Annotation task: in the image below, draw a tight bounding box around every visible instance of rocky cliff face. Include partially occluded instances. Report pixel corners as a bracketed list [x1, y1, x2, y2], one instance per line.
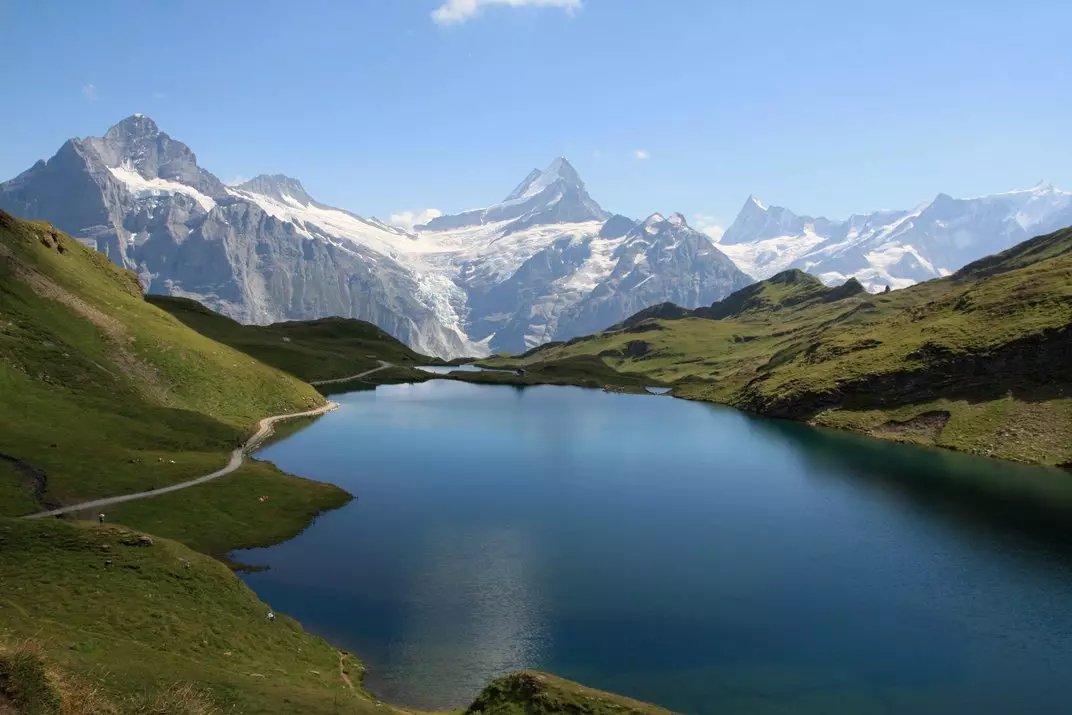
[1, 117, 751, 357]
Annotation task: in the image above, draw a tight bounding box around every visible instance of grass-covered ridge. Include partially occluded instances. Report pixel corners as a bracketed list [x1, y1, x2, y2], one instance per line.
[0, 211, 348, 550]
[147, 295, 430, 383]
[483, 226, 1072, 465]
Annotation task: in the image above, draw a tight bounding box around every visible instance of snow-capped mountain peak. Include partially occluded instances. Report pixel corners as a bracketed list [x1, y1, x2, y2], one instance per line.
[502, 157, 583, 203]
[83, 114, 225, 199]
[668, 212, 688, 228]
[421, 157, 608, 232]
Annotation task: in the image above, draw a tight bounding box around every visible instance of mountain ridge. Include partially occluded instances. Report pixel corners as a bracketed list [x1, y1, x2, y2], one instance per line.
[717, 181, 1072, 292]
[0, 115, 751, 357]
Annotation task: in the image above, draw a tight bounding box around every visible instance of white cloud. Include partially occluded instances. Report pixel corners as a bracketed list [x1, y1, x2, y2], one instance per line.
[634, 149, 650, 161]
[227, 176, 248, 187]
[390, 208, 443, 232]
[82, 84, 97, 101]
[432, 0, 581, 25]
[693, 214, 725, 242]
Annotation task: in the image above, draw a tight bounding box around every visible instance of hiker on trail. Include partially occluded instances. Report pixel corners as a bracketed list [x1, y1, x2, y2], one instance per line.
[98, 513, 105, 524]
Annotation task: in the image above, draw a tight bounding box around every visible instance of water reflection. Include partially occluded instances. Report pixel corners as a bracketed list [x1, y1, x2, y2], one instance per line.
[383, 525, 546, 703]
[744, 415, 1072, 551]
[416, 364, 509, 374]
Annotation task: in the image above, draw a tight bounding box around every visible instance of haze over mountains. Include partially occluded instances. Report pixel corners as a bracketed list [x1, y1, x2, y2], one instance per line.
[1, 114, 1068, 356]
[718, 183, 1072, 291]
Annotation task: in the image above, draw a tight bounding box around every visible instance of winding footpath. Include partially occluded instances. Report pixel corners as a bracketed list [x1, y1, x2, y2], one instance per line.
[24, 362, 395, 520]
[24, 402, 340, 520]
[22, 364, 397, 520]
[309, 360, 392, 386]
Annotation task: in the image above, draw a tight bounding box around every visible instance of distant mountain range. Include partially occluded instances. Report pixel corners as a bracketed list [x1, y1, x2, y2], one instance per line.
[0, 116, 751, 357]
[716, 184, 1072, 291]
[2, 114, 1068, 356]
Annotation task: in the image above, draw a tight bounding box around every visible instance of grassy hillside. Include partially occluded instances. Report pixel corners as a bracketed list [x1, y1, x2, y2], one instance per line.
[0, 211, 348, 550]
[148, 295, 429, 383]
[484, 227, 1072, 465]
[0, 518, 395, 715]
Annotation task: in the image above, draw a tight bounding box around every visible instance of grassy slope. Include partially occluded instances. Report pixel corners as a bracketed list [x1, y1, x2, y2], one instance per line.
[147, 295, 430, 382]
[485, 228, 1072, 465]
[0, 212, 349, 550]
[0, 519, 400, 715]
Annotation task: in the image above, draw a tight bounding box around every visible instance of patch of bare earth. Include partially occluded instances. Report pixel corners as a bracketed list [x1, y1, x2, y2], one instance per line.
[873, 410, 951, 442]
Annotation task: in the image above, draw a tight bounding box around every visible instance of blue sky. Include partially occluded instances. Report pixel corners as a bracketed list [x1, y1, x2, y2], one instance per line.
[3, 0, 1070, 235]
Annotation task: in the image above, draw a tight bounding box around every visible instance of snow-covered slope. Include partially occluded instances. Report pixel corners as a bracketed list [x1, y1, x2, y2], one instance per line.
[413, 161, 750, 352]
[718, 184, 1072, 291]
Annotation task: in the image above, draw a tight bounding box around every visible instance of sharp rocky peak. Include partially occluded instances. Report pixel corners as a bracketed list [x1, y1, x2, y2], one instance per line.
[423, 156, 606, 231]
[638, 212, 690, 235]
[237, 174, 315, 205]
[740, 194, 769, 215]
[83, 114, 225, 197]
[503, 157, 585, 203]
[94, 114, 167, 169]
[104, 114, 160, 142]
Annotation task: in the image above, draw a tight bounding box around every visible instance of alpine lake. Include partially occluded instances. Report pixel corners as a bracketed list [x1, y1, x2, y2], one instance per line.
[237, 379, 1072, 714]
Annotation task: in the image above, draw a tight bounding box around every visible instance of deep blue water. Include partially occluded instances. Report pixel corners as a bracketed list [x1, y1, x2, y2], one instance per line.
[238, 381, 1072, 714]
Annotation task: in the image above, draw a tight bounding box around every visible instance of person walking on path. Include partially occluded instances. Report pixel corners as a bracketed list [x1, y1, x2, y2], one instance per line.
[97, 513, 105, 524]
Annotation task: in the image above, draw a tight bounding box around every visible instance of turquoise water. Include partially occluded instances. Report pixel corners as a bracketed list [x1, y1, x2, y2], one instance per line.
[238, 381, 1072, 714]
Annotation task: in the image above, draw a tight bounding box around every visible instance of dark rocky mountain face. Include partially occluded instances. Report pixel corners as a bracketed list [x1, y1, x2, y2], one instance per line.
[1, 116, 753, 357]
[556, 213, 753, 339]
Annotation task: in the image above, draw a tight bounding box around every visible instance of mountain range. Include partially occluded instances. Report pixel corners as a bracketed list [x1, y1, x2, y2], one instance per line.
[717, 184, 1072, 291]
[2, 114, 1069, 356]
[0, 116, 750, 357]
